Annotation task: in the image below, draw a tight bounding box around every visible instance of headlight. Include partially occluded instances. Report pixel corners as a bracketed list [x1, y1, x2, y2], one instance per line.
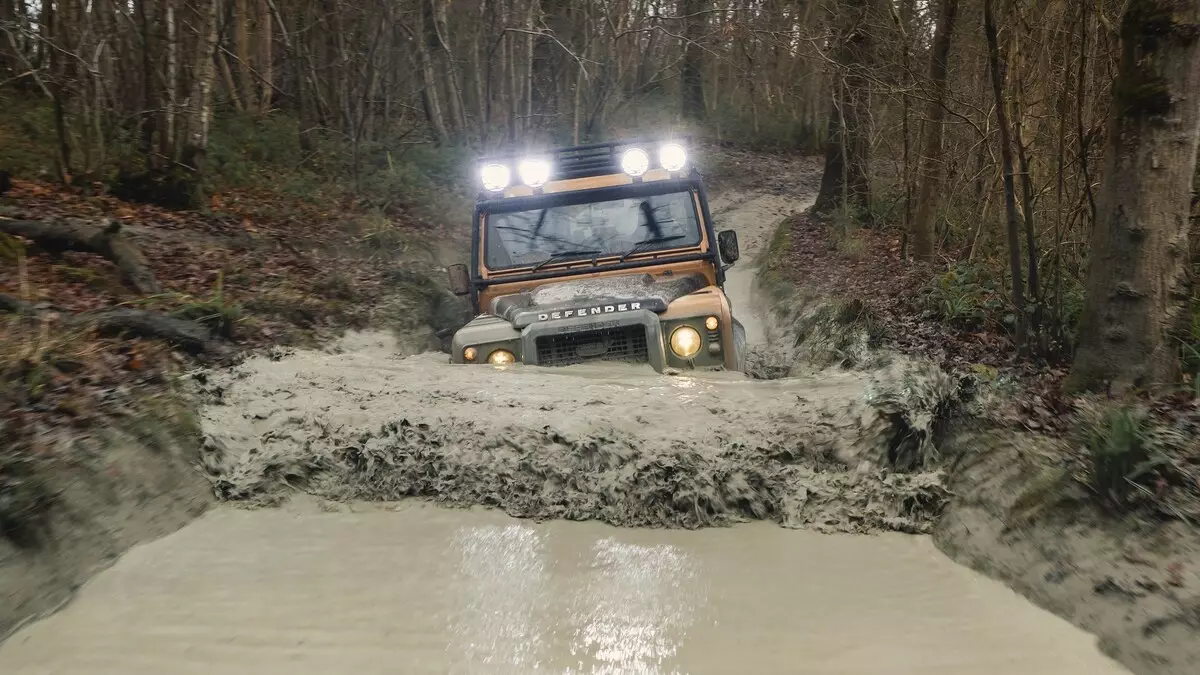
[487, 349, 516, 365]
[621, 148, 650, 177]
[659, 143, 687, 172]
[669, 326, 702, 358]
[463, 347, 478, 362]
[480, 164, 510, 192]
[704, 316, 719, 331]
[518, 159, 551, 188]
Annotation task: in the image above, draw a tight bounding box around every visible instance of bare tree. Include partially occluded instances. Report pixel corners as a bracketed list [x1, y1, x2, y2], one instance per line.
[680, 0, 707, 120]
[814, 0, 875, 216]
[910, 0, 960, 261]
[984, 0, 1027, 352]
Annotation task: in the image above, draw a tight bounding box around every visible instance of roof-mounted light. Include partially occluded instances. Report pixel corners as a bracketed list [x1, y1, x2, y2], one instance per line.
[480, 163, 511, 192]
[518, 158, 552, 188]
[659, 143, 687, 172]
[621, 148, 650, 177]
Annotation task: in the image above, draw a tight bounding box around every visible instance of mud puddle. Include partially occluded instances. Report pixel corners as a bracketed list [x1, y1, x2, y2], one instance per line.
[0, 503, 1129, 674]
[0, 189, 1129, 673]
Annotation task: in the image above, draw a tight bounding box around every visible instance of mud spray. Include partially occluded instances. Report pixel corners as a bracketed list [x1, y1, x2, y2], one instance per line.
[198, 192, 957, 534]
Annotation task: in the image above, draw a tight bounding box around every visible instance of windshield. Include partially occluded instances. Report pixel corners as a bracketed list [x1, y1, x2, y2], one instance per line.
[483, 191, 702, 270]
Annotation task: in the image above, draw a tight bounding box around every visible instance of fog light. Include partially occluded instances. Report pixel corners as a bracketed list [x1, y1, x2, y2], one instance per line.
[669, 326, 702, 359]
[487, 349, 516, 365]
[704, 316, 719, 331]
[463, 347, 478, 362]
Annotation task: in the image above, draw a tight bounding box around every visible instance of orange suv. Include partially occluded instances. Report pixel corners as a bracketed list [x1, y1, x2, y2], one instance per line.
[448, 138, 744, 372]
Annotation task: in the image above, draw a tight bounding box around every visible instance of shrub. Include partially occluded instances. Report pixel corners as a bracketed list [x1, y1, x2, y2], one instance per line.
[922, 262, 1004, 330]
[1079, 405, 1170, 507]
[171, 272, 242, 338]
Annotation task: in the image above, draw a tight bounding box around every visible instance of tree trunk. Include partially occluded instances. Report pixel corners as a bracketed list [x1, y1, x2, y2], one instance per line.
[984, 0, 1028, 353]
[680, 0, 706, 121]
[430, 0, 466, 136]
[1067, 0, 1200, 393]
[0, 0, 16, 79]
[258, 0, 273, 112]
[411, 1, 448, 143]
[814, 0, 872, 217]
[235, 0, 254, 111]
[180, 0, 220, 209]
[910, 0, 959, 261]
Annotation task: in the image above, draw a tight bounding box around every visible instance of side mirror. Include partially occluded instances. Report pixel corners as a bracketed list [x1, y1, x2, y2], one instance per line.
[448, 264, 471, 296]
[717, 230, 740, 264]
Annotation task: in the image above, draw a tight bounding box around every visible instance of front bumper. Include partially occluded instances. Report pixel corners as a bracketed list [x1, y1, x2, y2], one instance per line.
[451, 309, 668, 370]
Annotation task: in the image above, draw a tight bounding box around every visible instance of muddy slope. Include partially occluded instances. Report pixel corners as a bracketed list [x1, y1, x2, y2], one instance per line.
[0, 415, 211, 640]
[935, 429, 1200, 675]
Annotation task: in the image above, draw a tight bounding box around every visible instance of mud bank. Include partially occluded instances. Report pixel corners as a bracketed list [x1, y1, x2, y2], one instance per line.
[0, 402, 211, 640]
[935, 429, 1200, 675]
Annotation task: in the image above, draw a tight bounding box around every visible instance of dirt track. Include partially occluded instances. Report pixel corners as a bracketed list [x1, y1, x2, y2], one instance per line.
[0, 187, 1131, 673]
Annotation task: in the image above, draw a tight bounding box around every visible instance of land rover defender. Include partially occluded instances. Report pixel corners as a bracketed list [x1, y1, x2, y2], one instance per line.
[447, 138, 744, 372]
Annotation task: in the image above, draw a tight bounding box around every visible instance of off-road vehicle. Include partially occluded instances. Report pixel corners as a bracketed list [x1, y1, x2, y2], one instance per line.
[447, 138, 744, 372]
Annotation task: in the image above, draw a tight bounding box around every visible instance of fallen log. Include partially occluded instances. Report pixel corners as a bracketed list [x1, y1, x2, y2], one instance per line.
[82, 308, 216, 354]
[0, 293, 35, 315]
[0, 211, 160, 294]
[0, 293, 222, 355]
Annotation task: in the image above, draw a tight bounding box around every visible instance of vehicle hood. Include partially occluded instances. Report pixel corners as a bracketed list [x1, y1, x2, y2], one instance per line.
[489, 272, 708, 328]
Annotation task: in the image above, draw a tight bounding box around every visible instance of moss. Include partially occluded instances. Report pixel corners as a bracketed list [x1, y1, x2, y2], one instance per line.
[1114, 73, 1172, 118]
[757, 215, 798, 301]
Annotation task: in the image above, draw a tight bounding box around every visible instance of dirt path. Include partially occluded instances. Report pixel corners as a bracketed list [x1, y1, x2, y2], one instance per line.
[0, 188, 1131, 673]
[709, 189, 803, 345]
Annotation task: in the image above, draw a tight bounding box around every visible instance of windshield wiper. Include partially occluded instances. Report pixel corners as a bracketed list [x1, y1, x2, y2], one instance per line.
[531, 248, 603, 271]
[620, 235, 687, 262]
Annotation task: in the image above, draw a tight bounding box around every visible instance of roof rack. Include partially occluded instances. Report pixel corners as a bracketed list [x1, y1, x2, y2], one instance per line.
[478, 136, 691, 182]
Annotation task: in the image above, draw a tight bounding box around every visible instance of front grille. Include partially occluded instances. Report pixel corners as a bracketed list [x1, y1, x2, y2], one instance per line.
[536, 325, 649, 366]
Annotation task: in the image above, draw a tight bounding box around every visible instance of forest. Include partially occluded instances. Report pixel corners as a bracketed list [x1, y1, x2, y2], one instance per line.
[2, 4, 1200, 671]
[1, 0, 1198, 389]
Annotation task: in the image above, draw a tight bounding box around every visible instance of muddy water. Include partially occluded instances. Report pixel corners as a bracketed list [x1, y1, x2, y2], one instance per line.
[0, 191, 1129, 673]
[0, 503, 1126, 674]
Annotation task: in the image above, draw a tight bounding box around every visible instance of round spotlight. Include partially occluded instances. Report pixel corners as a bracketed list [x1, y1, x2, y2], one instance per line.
[463, 347, 478, 362]
[480, 164, 511, 192]
[660, 143, 687, 172]
[704, 316, 719, 331]
[517, 159, 551, 188]
[621, 148, 650, 177]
